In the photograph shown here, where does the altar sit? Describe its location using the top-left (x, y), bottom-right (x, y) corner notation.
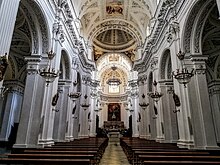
top-left (103, 121), bottom-right (125, 131)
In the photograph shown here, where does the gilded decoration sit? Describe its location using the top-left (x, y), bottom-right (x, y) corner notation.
top-left (106, 0), bottom-right (123, 16)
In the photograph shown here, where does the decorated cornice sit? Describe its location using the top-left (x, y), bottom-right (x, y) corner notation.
top-left (100, 92), bottom-right (128, 102)
top-left (166, 20), bottom-right (179, 43)
top-left (58, 1), bottom-right (96, 72)
top-left (133, 0), bottom-right (182, 73)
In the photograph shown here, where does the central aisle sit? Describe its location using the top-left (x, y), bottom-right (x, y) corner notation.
top-left (99, 136), bottom-right (130, 165)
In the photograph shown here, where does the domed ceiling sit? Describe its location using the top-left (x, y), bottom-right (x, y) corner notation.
top-left (71, 0), bottom-right (156, 61)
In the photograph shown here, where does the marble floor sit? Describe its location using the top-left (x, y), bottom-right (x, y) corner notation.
top-left (99, 136), bottom-right (130, 165)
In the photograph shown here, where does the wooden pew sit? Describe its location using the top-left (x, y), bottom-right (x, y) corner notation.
top-left (136, 155), bottom-right (220, 165)
top-left (120, 137), bottom-right (220, 165)
top-left (0, 158), bottom-right (91, 165)
top-left (2, 137), bottom-right (109, 165)
top-left (133, 150), bottom-right (210, 165)
top-left (143, 160), bottom-right (220, 164)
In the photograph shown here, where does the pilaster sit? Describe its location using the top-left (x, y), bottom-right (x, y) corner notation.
top-left (14, 55), bottom-right (43, 148)
top-left (160, 81), bottom-right (178, 143)
top-left (53, 80), bottom-right (71, 142)
top-left (78, 75), bottom-right (90, 138)
top-left (129, 79), bottom-right (139, 137)
top-left (188, 55), bottom-right (219, 149)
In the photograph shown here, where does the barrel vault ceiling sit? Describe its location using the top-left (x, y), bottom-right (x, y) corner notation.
top-left (71, 0), bottom-right (156, 62)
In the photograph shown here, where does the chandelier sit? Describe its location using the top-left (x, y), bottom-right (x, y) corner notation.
top-left (172, 50), bottom-right (194, 88)
top-left (39, 50), bottom-right (59, 86)
top-left (139, 94), bottom-right (149, 110)
top-left (106, 65), bottom-right (121, 87)
top-left (68, 92), bottom-right (81, 101)
top-left (147, 80), bottom-right (163, 103)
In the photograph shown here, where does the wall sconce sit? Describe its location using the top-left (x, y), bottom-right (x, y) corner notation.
top-left (167, 87), bottom-right (181, 113)
top-left (172, 51), bottom-right (194, 88)
top-left (52, 108), bottom-right (59, 112)
top-left (147, 81), bottom-right (163, 103)
top-left (173, 90), bottom-right (181, 113)
top-left (73, 80), bottom-right (78, 86)
top-left (0, 53), bottom-right (8, 82)
top-left (129, 109), bottom-right (134, 113)
top-left (94, 109), bottom-right (101, 112)
top-left (39, 50), bottom-right (59, 86)
top-left (68, 92), bottom-right (81, 101)
top-left (139, 94), bottom-right (149, 110)
top-left (173, 109), bottom-right (180, 113)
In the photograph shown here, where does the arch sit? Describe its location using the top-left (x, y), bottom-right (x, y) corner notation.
top-left (59, 50), bottom-right (71, 80)
top-left (159, 49), bottom-right (172, 80)
top-left (183, 0), bottom-right (215, 54)
top-left (20, 0), bottom-right (49, 54)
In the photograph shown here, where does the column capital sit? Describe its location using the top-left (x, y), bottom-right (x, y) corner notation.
top-left (190, 54), bottom-right (209, 63)
top-left (25, 55), bottom-right (42, 63)
top-left (25, 55), bottom-right (42, 75)
top-left (3, 80), bottom-right (24, 95)
top-left (128, 80), bottom-right (138, 88)
top-left (82, 75), bottom-right (91, 85)
top-left (189, 54), bottom-right (207, 74)
top-left (208, 81), bottom-right (220, 95)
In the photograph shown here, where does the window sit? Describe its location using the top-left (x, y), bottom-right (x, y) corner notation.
top-left (109, 85), bottom-right (120, 93)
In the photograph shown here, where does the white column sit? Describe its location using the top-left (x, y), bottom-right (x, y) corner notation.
top-left (0, 0), bottom-right (20, 55)
top-left (130, 80), bottom-right (139, 137)
top-left (89, 87), bottom-right (99, 137)
top-left (53, 81), bottom-right (71, 142)
top-left (138, 79), bottom-right (148, 139)
top-left (170, 42), bottom-right (193, 148)
top-left (152, 64), bottom-right (164, 142)
top-left (149, 99), bottom-right (157, 140)
top-left (38, 79), bottom-right (56, 146)
top-left (160, 81), bottom-right (179, 143)
top-left (0, 81), bottom-right (24, 142)
top-left (72, 99), bottom-right (81, 139)
top-left (14, 55), bottom-right (42, 148)
top-left (189, 55), bottom-right (218, 149)
top-left (217, 0), bottom-right (220, 19)
top-left (78, 76), bottom-right (90, 138)
top-left (209, 81), bottom-right (220, 144)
